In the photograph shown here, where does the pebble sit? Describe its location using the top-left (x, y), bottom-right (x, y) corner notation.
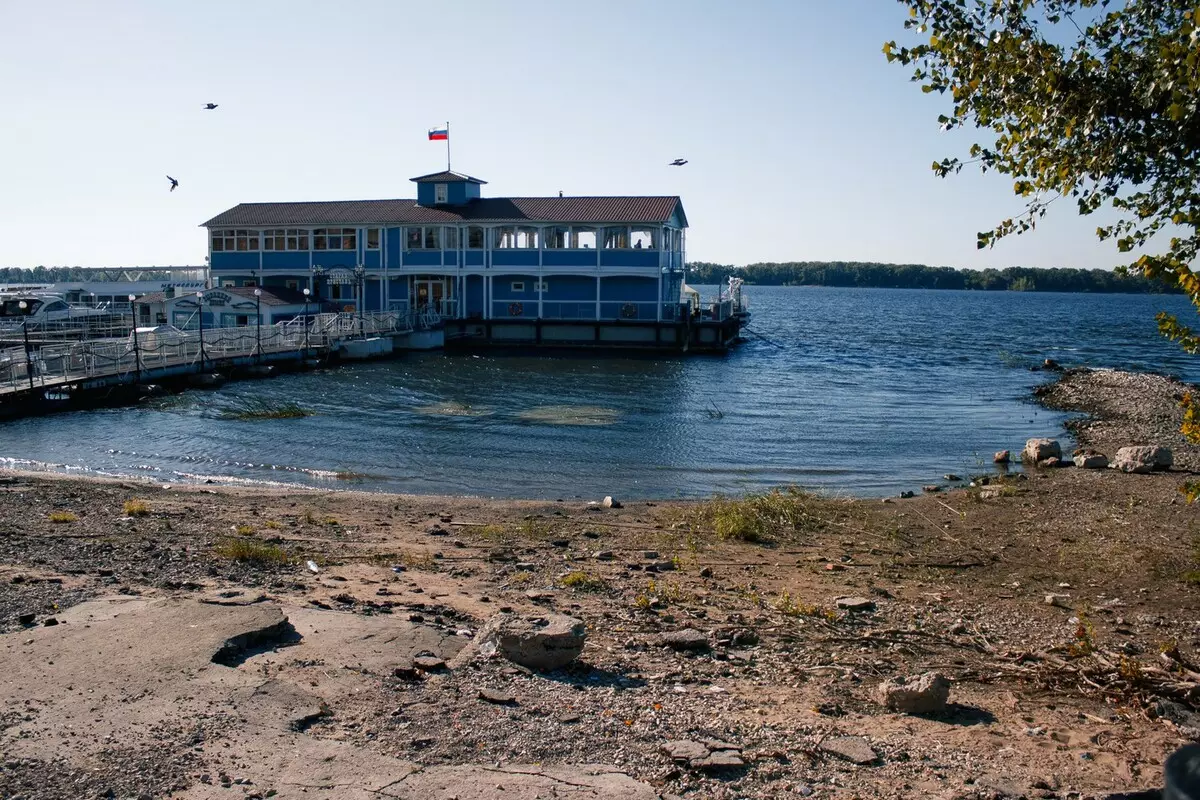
top-left (478, 687), bottom-right (516, 705)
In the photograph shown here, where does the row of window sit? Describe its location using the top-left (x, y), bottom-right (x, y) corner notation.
top-left (212, 226), bottom-right (683, 252)
top-left (212, 228), bottom-right (382, 252)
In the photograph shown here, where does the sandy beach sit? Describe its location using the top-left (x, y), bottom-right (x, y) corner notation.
top-left (1, 368), bottom-right (1198, 799)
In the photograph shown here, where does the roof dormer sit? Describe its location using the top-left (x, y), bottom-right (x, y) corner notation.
top-left (411, 170), bottom-right (486, 207)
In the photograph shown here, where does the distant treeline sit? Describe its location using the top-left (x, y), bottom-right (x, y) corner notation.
top-left (687, 261), bottom-right (1181, 294)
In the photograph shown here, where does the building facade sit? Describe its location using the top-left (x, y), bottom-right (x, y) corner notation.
top-left (201, 171), bottom-right (689, 325)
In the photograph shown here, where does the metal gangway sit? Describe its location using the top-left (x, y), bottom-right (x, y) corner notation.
top-left (0, 311), bottom-right (413, 398)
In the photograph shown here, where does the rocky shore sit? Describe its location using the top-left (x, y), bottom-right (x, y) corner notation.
top-left (0, 369), bottom-right (1198, 799)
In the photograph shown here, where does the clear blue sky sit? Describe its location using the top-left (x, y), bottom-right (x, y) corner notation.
top-left (0, 0), bottom-right (1125, 270)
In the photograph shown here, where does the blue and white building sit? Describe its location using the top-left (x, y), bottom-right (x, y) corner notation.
top-left (203, 170), bottom-right (740, 349)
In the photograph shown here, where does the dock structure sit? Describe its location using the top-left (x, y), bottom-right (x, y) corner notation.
top-left (0, 311), bottom-right (411, 416)
top-left (201, 169), bottom-right (745, 351)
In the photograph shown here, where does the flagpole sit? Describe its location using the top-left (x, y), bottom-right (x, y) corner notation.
top-left (445, 121), bottom-right (451, 172)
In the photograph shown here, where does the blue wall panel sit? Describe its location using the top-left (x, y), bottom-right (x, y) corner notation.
top-left (491, 274), bottom-right (538, 300)
top-left (211, 252), bottom-right (260, 271)
top-left (388, 278), bottom-right (409, 301)
top-left (442, 251), bottom-right (460, 267)
top-left (492, 250), bottom-right (539, 267)
top-left (599, 250), bottom-right (659, 268)
top-left (542, 250), bottom-right (598, 268)
top-left (261, 252), bottom-right (309, 271)
top-left (465, 251), bottom-right (484, 266)
top-left (465, 275), bottom-right (484, 316)
top-left (600, 276), bottom-right (656, 301)
top-left (403, 251), bottom-right (442, 267)
top-left (363, 250), bottom-right (382, 269)
top-left (543, 275), bottom-right (595, 301)
top-left (386, 228), bottom-right (402, 267)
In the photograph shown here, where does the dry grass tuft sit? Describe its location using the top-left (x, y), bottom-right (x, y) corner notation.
top-left (215, 537), bottom-right (290, 566)
top-left (123, 499), bottom-right (150, 517)
top-left (559, 570), bottom-right (607, 591)
top-left (48, 511), bottom-right (78, 524)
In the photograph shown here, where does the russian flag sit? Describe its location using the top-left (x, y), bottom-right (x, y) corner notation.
top-left (428, 127), bottom-right (448, 141)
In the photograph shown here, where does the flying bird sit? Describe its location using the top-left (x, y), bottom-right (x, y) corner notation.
top-left (166, 175), bottom-right (179, 192)
top-left (203, 103), bottom-right (218, 110)
top-left (669, 158), bottom-right (688, 166)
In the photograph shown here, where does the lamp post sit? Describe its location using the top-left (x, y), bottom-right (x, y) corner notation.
top-left (253, 287), bottom-right (263, 362)
top-left (302, 288), bottom-right (311, 353)
top-left (312, 265), bottom-right (324, 303)
top-left (195, 291), bottom-right (206, 372)
top-left (354, 264), bottom-right (366, 339)
top-left (17, 300), bottom-right (34, 391)
top-left (128, 294), bottom-right (141, 383)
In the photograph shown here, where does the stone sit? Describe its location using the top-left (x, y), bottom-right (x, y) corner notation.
top-left (875, 672), bottom-right (950, 714)
top-left (691, 750), bottom-right (744, 770)
top-left (943, 473), bottom-right (962, 482)
top-left (478, 687), bottom-right (516, 705)
top-left (471, 613), bottom-right (586, 670)
top-left (650, 560), bottom-right (675, 572)
top-left (994, 449), bottom-right (1011, 464)
top-left (1045, 594), bottom-right (1071, 608)
top-left (414, 655), bottom-right (446, 671)
top-left (659, 629), bottom-right (710, 652)
top-left (662, 740), bottom-right (708, 762)
top-left (899, 491), bottom-right (915, 499)
top-left (524, 590), bottom-right (555, 602)
top-left (835, 596), bottom-right (876, 613)
top-left (17, 612), bottom-right (35, 626)
top-left (820, 736), bottom-right (878, 765)
top-left (601, 496), bottom-right (622, 509)
top-left (1022, 438), bottom-right (1062, 464)
top-left (730, 629), bottom-right (759, 647)
top-left (1038, 456), bottom-right (1062, 468)
top-left (643, 551), bottom-right (660, 560)
top-left (1073, 451), bottom-right (1110, 469)
top-left (922, 484), bottom-right (942, 493)
top-left (1043, 358), bottom-right (1062, 371)
top-left (593, 551), bottom-right (614, 561)
top-left (699, 566), bottom-right (713, 578)
top-left (1111, 445), bottom-right (1174, 474)
top-left (1154, 699), bottom-right (1200, 736)
top-left (393, 664), bottom-right (421, 681)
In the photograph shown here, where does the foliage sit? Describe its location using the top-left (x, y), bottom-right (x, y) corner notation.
top-left (47, 511), bottom-right (77, 523)
top-left (215, 537), bottom-right (290, 566)
top-left (689, 486), bottom-right (827, 544)
top-left (123, 499), bottom-right (149, 517)
top-left (884, 0), bottom-right (1199, 440)
top-left (686, 261), bottom-right (1174, 293)
top-left (559, 570), bottom-right (607, 591)
top-left (774, 592), bottom-right (838, 621)
top-left (219, 396), bottom-right (313, 420)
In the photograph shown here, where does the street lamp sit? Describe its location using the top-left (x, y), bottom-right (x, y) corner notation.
top-left (17, 300), bottom-right (34, 391)
top-left (195, 291), bottom-right (206, 371)
top-left (312, 265), bottom-right (324, 303)
top-left (302, 288), bottom-right (311, 353)
top-left (354, 264), bottom-right (366, 339)
top-left (253, 288), bottom-right (263, 362)
top-left (128, 294), bottom-right (141, 383)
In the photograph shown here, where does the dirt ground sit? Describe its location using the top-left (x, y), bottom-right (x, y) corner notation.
top-left (1, 369), bottom-right (1199, 799)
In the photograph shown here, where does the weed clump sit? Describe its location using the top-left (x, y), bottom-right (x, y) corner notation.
top-left (690, 487), bottom-right (826, 544)
top-left (560, 570), bottom-right (607, 591)
top-left (775, 592), bottom-right (838, 621)
top-left (48, 511), bottom-right (78, 524)
top-left (215, 538), bottom-right (290, 566)
top-left (219, 396), bottom-right (313, 420)
top-left (123, 499), bottom-right (150, 517)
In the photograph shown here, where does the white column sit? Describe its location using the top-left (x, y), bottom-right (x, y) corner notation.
top-left (595, 275), bottom-right (601, 320)
top-left (656, 268), bottom-right (663, 322)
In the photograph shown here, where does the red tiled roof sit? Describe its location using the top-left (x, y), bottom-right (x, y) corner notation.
top-left (201, 196), bottom-right (685, 228)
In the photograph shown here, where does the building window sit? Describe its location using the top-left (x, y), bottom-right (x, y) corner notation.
top-left (516, 226), bottom-right (539, 249)
top-left (535, 281), bottom-right (548, 292)
top-left (545, 226), bottom-right (570, 249)
top-left (493, 227), bottom-right (516, 249)
top-left (406, 227), bottom-right (422, 249)
top-left (285, 280), bottom-right (299, 290)
top-left (366, 228), bottom-right (380, 250)
top-left (511, 281), bottom-right (525, 292)
top-left (467, 226), bottom-right (485, 248)
top-left (444, 227), bottom-right (458, 249)
top-left (603, 226), bottom-right (629, 249)
top-left (265, 229), bottom-right (310, 250)
top-left (243, 279), bottom-right (257, 287)
top-left (313, 228), bottom-right (356, 251)
top-left (630, 227), bottom-right (657, 249)
top-left (435, 183), bottom-right (448, 203)
top-left (423, 226), bottom-right (440, 249)
top-left (287, 229), bottom-right (309, 250)
top-left (573, 226), bottom-right (597, 249)
top-left (210, 229), bottom-right (259, 252)
top-left (221, 280), bottom-right (235, 287)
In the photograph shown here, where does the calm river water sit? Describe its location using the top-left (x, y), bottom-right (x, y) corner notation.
top-left (1, 287), bottom-right (1196, 498)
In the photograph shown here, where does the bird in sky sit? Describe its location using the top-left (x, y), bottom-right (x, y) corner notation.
top-left (203, 103), bottom-right (218, 110)
top-left (669, 158), bottom-right (688, 166)
top-left (166, 175), bottom-right (179, 192)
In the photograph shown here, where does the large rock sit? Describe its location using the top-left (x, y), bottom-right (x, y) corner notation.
top-left (1022, 438), bottom-right (1061, 464)
top-left (1073, 450), bottom-right (1110, 469)
top-left (658, 628), bottom-right (710, 652)
top-left (875, 672), bottom-right (951, 714)
top-left (820, 736), bottom-right (878, 765)
top-left (1111, 445), bottom-right (1173, 474)
top-left (473, 612), bottom-right (586, 671)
